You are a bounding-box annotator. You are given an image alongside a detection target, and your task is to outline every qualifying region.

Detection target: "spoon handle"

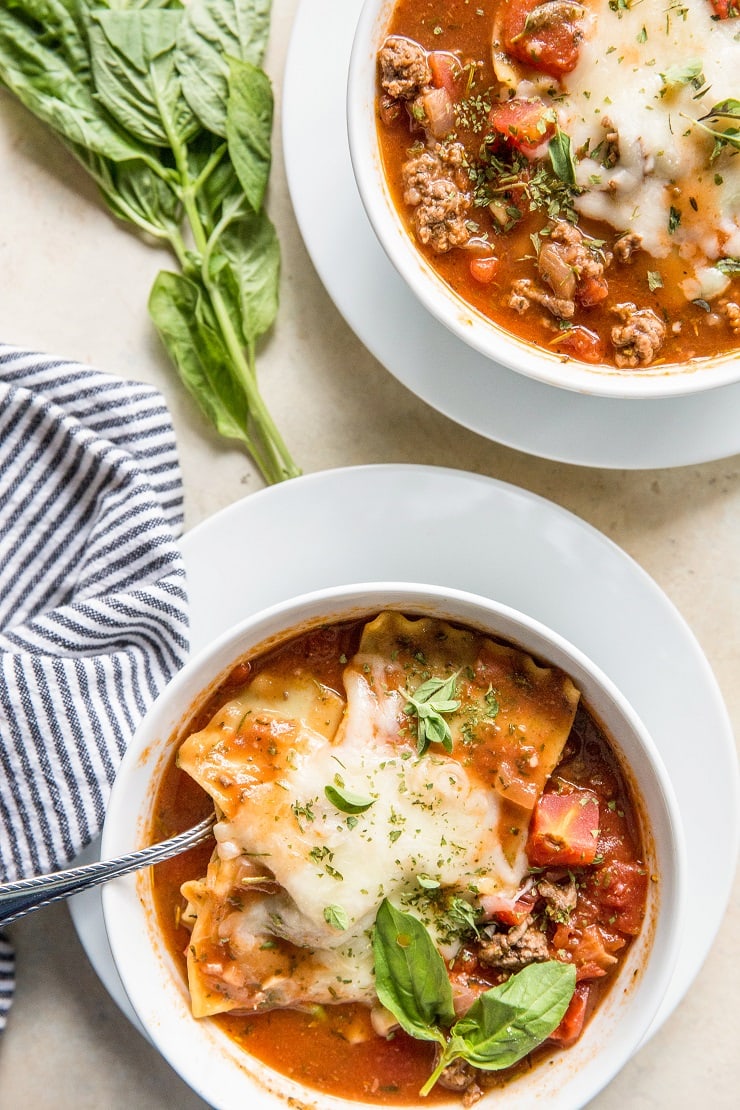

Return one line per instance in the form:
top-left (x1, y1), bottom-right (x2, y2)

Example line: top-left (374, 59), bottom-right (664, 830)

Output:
top-left (0, 813), bottom-right (215, 928)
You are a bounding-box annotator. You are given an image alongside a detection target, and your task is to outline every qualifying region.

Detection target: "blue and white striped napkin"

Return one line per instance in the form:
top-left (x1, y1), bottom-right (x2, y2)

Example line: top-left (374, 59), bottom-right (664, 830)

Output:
top-left (0, 344), bottom-right (190, 1031)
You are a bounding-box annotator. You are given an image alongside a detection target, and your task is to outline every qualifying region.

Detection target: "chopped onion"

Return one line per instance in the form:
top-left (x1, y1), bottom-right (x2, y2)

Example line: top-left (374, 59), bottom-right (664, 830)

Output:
top-left (421, 86), bottom-right (454, 138)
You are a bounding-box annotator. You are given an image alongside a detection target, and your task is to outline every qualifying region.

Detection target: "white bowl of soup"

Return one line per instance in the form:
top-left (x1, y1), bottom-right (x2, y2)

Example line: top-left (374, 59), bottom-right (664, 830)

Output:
top-left (102, 582), bottom-right (685, 1110)
top-left (347, 0), bottom-right (740, 398)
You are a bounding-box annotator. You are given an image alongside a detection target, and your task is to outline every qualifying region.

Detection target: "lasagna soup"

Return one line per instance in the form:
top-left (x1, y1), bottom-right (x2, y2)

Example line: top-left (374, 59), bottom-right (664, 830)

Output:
top-left (152, 612), bottom-right (652, 1104)
top-left (376, 0), bottom-right (740, 369)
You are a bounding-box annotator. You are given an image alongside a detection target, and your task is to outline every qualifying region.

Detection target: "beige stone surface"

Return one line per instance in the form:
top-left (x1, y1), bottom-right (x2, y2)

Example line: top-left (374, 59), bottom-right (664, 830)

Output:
top-left (0, 2), bottom-right (738, 1107)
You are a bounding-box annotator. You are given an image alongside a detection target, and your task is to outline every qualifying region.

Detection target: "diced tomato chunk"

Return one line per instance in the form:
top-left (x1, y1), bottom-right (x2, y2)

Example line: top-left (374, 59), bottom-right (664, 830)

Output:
top-left (501, 0), bottom-right (586, 77)
top-left (527, 788), bottom-right (600, 867)
top-left (428, 51), bottom-right (462, 94)
top-left (573, 924), bottom-right (622, 979)
top-left (550, 921), bottom-right (616, 980)
top-left (469, 255), bottom-right (500, 284)
top-left (591, 860), bottom-right (649, 936)
top-left (709, 0), bottom-right (740, 18)
top-left (577, 274), bottom-right (609, 307)
top-left (489, 97), bottom-right (557, 151)
top-left (548, 982), bottom-right (590, 1046)
top-left (551, 325), bottom-right (605, 364)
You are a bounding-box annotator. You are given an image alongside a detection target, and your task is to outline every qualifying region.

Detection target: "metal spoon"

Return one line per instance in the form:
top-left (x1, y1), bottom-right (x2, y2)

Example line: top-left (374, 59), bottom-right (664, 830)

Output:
top-left (0, 813), bottom-right (216, 929)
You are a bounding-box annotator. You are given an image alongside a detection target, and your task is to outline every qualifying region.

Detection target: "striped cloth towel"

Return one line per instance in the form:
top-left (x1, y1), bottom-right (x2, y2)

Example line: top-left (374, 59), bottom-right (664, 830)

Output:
top-left (0, 344), bottom-right (190, 1032)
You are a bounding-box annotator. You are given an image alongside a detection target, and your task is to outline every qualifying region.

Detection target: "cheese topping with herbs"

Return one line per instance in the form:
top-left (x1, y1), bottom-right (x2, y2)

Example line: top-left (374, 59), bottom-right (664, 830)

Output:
top-left (529, 1), bottom-right (740, 298)
top-left (177, 613), bottom-right (580, 1018)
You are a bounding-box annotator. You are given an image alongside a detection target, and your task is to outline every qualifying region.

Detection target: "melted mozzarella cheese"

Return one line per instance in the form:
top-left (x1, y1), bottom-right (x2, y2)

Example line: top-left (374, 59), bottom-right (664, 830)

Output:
top-left (212, 674), bottom-right (520, 999)
top-left (511, 1), bottom-right (740, 296)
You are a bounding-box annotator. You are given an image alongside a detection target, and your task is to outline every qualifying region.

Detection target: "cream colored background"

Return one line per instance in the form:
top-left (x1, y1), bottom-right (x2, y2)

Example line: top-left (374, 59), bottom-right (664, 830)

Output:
top-left (0, 1), bottom-right (738, 1106)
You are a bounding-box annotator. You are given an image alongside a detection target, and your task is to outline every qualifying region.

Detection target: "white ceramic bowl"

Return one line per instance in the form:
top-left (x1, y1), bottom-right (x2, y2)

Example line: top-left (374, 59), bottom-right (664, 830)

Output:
top-left (102, 582), bottom-right (685, 1110)
top-left (346, 0), bottom-right (740, 400)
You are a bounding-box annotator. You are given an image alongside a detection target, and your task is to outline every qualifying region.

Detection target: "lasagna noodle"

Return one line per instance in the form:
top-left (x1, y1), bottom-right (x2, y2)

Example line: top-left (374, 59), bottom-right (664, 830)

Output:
top-left (177, 613), bottom-right (580, 1018)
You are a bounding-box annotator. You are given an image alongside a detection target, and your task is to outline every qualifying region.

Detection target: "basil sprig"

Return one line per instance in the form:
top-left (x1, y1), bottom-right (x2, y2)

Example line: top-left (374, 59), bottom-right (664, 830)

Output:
top-left (372, 900), bottom-right (576, 1097)
top-left (0, 1), bottom-right (299, 485)
top-left (403, 673), bottom-right (461, 755)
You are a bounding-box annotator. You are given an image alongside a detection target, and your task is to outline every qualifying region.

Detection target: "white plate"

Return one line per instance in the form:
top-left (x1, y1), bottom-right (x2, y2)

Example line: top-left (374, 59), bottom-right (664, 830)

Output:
top-left (70, 464), bottom-right (738, 1043)
top-left (282, 0), bottom-right (740, 470)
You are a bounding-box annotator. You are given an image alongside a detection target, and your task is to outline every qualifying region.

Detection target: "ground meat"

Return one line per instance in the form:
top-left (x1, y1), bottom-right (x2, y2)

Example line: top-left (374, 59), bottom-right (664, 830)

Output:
top-left (613, 232), bottom-right (642, 264)
top-left (537, 876), bottom-right (578, 921)
top-left (436, 141), bottom-right (466, 172)
top-left (462, 1085), bottom-right (484, 1108)
top-left (414, 181), bottom-right (471, 251)
top-left (508, 277), bottom-right (575, 319)
top-left (378, 35), bottom-right (432, 100)
top-left (435, 1054), bottom-right (482, 1103)
top-left (524, 221), bottom-right (610, 315)
top-left (402, 143), bottom-right (467, 201)
top-left (549, 221), bottom-right (609, 287)
top-left (478, 915), bottom-right (551, 970)
top-left (401, 143), bottom-right (472, 253)
top-left (719, 300), bottom-right (740, 334)
top-left (610, 302), bottom-right (666, 367)
top-left (507, 290), bottom-right (531, 314)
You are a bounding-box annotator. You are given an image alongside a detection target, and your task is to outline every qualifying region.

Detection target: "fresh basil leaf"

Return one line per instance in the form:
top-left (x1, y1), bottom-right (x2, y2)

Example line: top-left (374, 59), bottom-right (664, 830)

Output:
top-left (420, 960), bottom-right (576, 1095)
top-left (659, 58), bottom-right (703, 91)
top-left (213, 210), bottom-right (280, 351)
top-left (5, 0), bottom-right (89, 71)
top-left (372, 899), bottom-right (455, 1042)
top-left (688, 99), bottom-right (740, 157)
top-left (412, 674), bottom-right (458, 704)
top-left (225, 55), bottom-right (273, 211)
top-left (89, 9), bottom-right (199, 148)
top-left (323, 904), bottom-right (349, 931)
top-left (701, 98), bottom-right (740, 121)
top-left (186, 129), bottom-right (236, 221)
top-left (324, 784), bottom-right (374, 814)
top-left (148, 269), bottom-right (252, 444)
top-left (452, 961), bottom-right (576, 1070)
top-left (403, 672), bottom-right (460, 756)
top-left (100, 158), bottom-right (181, 234)
top-left (0, 10), bottom-right (148, 163)
top-left (201, 152), bottom-right (240, 218)
top-left (421, 713), bottom-right (453, 751)
top-left (177, 0), bottom-right (272, 136)
top-left (548, 128), bottom-right (577, 186)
